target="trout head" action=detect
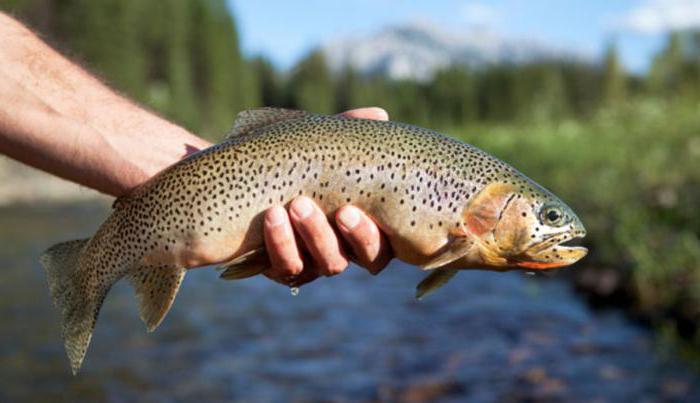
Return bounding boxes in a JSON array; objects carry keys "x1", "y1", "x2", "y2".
[{"x1": 458, "y1": 181, "x2": 587, "y2": 271}]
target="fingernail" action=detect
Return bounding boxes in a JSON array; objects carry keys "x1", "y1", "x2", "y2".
[
  {"x1": 267, "y1": 206, "x2": 287, "y2": 227},
  {"x1": 291, "y1": 197, "x2": 314, "y2": 220},
  {"x1": 369, "y1": 107, "x2": 389, "y2": 121},
  {"x1": 338, "y1": 207, "x2": 360, "y2": 230}
]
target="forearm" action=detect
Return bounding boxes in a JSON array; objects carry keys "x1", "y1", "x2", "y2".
[{"x1": 0, "y1": 13, "x2": 211, "y2": 196}]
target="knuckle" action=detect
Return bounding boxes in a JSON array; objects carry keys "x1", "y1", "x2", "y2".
[
  {"x1": 290, "y1": 197, "x2": 319, "y2": 225},
  {"x1": 265, "y1": 207, "x2": 289, "y2": 227},
  {"x1": 366, "y1": 259, "x2": 389, "y2": 274},
  {"x1": 281, "y1": 258, "x2": 304, "y2": 276},
  {"x1": 306, "y1": 212, "x2": 328, "y2": 232},
  {"x1": 265, "y1": 228, "x2": 292, "y2": 246},
  {"x1": 268, "y1": 231, "x2": 292, "y2": 248},
  {"x1": 351, "y1": 235, "x2": 377, "y2": 260},
  {"x1": 355, "y1": 222, "x2": 378, "y2": 247},
  {"x1": 359, "y1": 236, "x2": 375, "y2": 251},
  {"x1": 325, "y1": 259, "x2": 348, "y2": 276}
]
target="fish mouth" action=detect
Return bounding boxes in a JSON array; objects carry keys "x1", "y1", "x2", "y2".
[{"x1": 513, "y1": 232, "x2": 588, "y2": 270}]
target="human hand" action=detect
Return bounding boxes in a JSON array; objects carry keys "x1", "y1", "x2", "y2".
[
  {"x1": 262, "y1": 107, "x2": 393, "y2": 287},
  {"x1": 0, "y1": 15, "x2": 393, "y2": 285}
]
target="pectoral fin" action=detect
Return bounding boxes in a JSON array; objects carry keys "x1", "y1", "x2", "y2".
[
  {"x1": 416, "y1": 269, "x2": 458, "y2": 300},
  {"x1": 463, "y1": 183, "x2": 517, "y2": 236},
  {"x1": 218, "y1": 248, "x2": 270, "y2": 280},
  {"x1": 419, "y1": 237, "x2": 473, "y2": 271}
]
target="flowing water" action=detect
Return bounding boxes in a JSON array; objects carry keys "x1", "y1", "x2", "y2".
[{"x1": 0, "y1": 203, "x2": 698, "y2": 402}]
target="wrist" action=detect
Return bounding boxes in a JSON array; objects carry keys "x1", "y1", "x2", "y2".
[{"x1": 100, "y1": 116, "x2": 212, "y2": 195}]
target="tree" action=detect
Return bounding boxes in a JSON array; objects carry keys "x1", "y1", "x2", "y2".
[
  {"x1": 6, "y1": 0, "x2": 257, "y2": 138},
  {"x1": 533, "y1": 64, "x2": 569, "y2": 121},
  {"x1": 649, "y1": 32, "x2": 684, "y2": 97},
  {"x1": 190, "y1": 0, "x2": 259, "y2": 136},
  {"x1": 429, "y1": 67, "x2": 478, "y2": 126},
  {"x1": 477, "y1": 66, "x2": 518, "y2": 121},
  {"x1": 287, "y1": 50, "x2": 334, "y2": 114},
  {"x1": 601, "y1": 42, "x2": 627, "y2": 108},
  {"x1": 560, "y1": 62, "x2": 603, "y2": 119},
  {"x1": 390, "y1": 79, "x2": 430, "y2": 125},
  {"x1": 334, "y1": 65, "x2": 361, "y2": 112},
  {"x1": 252, "y1": 56, "x2": 283, "y2": 107}
]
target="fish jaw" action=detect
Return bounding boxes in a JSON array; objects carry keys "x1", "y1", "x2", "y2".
[
  {"x1": 467, "y1": 233, "x2": 588, "y2": 271},
  {"x1": 514, "y1": 244, "x2": 588, "y2": 270},
  {"x1": 511, "y1": 228, "x2": 588, "y2": 270},
  {"x1": 457, "y1": 181, "x2": 589, "y2": 272}
]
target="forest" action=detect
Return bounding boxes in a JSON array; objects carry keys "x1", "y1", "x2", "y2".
[{"x1": 4, "y1": 0, "x2": 700, "y2": 356}]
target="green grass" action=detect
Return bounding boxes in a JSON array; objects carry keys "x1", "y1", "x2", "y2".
[{"x1": 443, "y1": 100, "x2": 700, "y2": 348}]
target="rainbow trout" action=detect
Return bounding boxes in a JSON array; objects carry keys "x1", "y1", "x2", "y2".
[{"x1": 40, "y1": 108, "x2": 587, "y2": 373}]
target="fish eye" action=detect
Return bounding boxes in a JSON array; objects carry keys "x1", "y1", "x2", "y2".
[
  {"x1": 547, "y1": 209, "x2": 560, "y2": 222},
  {"x1": 540, "y1": 205, "x2": 565, "y2": 226}
]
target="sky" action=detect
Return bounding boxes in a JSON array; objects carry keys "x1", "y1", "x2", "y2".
[{"x1": 228, "y1": 0, "x2": 700, "y2": 72}]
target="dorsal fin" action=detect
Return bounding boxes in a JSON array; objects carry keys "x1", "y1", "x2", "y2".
[{"x1": 225, "y1": 108, "x2": 311, "y2": 140}]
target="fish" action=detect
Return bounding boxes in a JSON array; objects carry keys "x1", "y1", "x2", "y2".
[{"x1": 39, "y1": 108, "x2": 587, "y2": 373}]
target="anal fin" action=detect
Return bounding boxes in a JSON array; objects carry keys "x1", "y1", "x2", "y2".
[
  {"x1": 218, "y1": 248, "x2": 270, "y2": 280},
  {"x1": 128, "y1": 265, "x2": 186, "y2": 332},
  {"x1": 416, "y1": 269, "x2": 458, "y2": 300}
]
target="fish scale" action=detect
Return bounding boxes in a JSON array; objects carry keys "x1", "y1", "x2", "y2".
[
  {"x1": 39, "y1": 108, "x2": 587, "y2": 374},
  {"x1": 132, "y1": 116, "x2": 488, "y2": 260}
]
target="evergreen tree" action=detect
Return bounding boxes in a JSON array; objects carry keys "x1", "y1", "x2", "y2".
[
  {"x1": 477, "y1": 67, "x2": 518, "y2": 121},
  {"x1": 190, "y1": 0, "x2": 259, "y2": 136},
  {"x1": 560, "y1": 62, "x2": 603, "y2": 119},
  {"x1": 536, "y1": 64, "x2": 569, "y2": 120},
  {"x1": 12, "y1": 0, "x2": 700, "y2": 132},
  {"x1": 287, "y1": 50, "x2": 334, "y2": 114},
  {"x1": 429, "y1": 67, "x2": 477, "y2": 126},
  {"x1": 601, "y1": 42, "x2": 627, "y2": 107},
  {"x1": 251, "y1": 56, "x2": 283, "y2": 107},
  {"x1": 682, "y1": 30, "x2": 700, "y2": 98},
  {"x1": 351, "y1": 75, "x2": 396, "y2": 114},
  {"x1": 4, "y1": 0, "x2": 256, "y2": 138},
  {"x1": 649, "y1": 32, "x2": 684, "y2": 97},
  {"x1": 335, "y1": 65, "x2": 361, "y2": 112},
  {"x1": 390, "y1": 79, "x2": 430, "y2": 125},
  {"x1": 161, "y1": 0, "x2": 199, "y2": 130}
]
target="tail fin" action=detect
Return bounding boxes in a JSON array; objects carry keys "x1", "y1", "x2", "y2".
[{"x1": 40, "y1": 238, "x2": 110, "y2": 375}]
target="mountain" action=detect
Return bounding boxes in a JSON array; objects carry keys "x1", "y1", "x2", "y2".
[{"x1": 322, "y1": 21, "x2": 584, "y2": 81}]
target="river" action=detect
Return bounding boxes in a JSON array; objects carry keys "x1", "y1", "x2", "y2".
[{"x1": 0, "y1": 203, "x2": 697, "y2": 402}]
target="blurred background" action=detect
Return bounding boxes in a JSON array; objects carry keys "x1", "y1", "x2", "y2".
[{"x1": 1, "y1": 0, "x2": 699, "y2": 401}]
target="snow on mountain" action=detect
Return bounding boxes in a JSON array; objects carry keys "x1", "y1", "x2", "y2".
[{"x1": 322, "y1": 21, "x2": 584, "y2": 81}]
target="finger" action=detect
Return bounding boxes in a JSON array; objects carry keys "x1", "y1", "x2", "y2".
[
  {"x1": 336, "y1": 206, "x2": 392, "y2": 274},
  {"x1": 340, "y1": 107, "x2": 389, "y2": 121},
  {"x1": 289, "y1": 254, "x2": 321, "y2": 287},
  {"x1": 263, "y1": 206, "x2": 304, "y2": 282},
  {"x1": 289, "y1": 196, "x2": 349, "y2": 277}
]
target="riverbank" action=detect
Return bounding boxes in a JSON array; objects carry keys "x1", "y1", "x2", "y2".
[
  {"x1": 451, "y1": 101, "x2": 700, "y2": 354},
  {"x1": 0, "y1": 157, "x2": 109, "y2": 206}
]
